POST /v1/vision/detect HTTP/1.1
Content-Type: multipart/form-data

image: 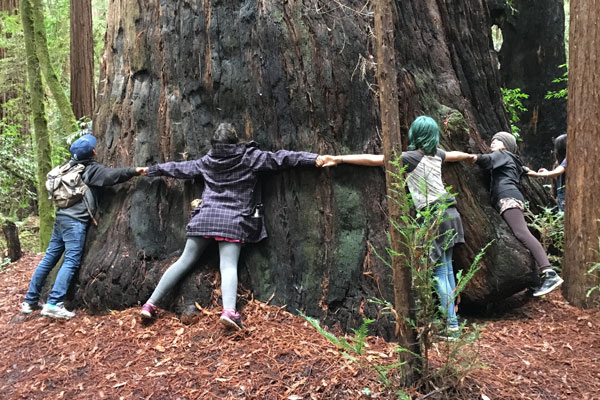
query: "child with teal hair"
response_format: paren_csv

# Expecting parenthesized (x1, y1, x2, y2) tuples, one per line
(320, 115, 475, 339)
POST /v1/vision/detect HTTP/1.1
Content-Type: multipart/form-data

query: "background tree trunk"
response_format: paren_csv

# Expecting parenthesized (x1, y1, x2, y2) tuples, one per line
(2, 220, 22, 262)
(30, 0, 77, 135)
(374, 0, 418, 381)
(489, 0, 567, 168)
(563, 0, 600, 308)
(76, 0, 553, 336)
(20, 0, 53, 249)
(70, 0, 94, 121)
(0, 0, 20, 124)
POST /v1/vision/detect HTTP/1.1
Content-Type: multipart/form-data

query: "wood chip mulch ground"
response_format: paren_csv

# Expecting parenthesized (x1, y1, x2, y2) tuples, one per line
(1, 254, 599, 400)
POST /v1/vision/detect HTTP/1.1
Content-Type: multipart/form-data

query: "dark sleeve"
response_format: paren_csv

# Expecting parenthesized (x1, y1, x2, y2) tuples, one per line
(475, 153, 495, 170)
(400, 150, 423, 173)
(436, 149, 446, 162)
(147, 159, 204, 179)
(84, 164, 137, 187)
(244, 148, 318, 172)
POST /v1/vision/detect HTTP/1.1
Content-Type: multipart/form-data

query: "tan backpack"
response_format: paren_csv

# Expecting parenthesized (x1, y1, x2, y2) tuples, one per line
(45, 162, 89, 208)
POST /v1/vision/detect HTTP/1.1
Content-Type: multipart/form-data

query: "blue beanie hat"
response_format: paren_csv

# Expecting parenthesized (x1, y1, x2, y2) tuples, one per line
(70, 134, 97, 161)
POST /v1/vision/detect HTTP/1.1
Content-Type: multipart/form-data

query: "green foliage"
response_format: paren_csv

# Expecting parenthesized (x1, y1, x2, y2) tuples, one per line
(585, 235, 600, 298)
(501, 87, 529, 138)
(505, 0, 518, 14)
(525, 204, 564, 268)
(545, 64, 568, 100)
(1, 0, 110, 246)
(298, 312, 406, 387)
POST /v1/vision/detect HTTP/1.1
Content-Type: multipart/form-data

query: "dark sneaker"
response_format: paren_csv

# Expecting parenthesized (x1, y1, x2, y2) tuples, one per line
(41, 302, 75, 319)
(21, 302, 42, 314)
(220, 308, 244, 330)
(140, 303, 158, 320)
(533, 269, 564, 297)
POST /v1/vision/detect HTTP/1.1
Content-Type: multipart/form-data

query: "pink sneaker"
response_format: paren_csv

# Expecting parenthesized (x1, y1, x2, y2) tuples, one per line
(140, 302, 157, 320)
(220, 308, 244, 330)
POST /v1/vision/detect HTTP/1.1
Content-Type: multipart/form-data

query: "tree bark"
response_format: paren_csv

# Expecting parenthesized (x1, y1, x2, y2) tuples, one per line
(2, 220, 22, 262)
(489, 0, 567, 168)
(76, 1, 553, 336)
(20, 0, 53, 250)
(70, 0, 95, 120)
(563, 0, 600, 308)
(374, 0, 418, 382)
(30, 0, 77, 135)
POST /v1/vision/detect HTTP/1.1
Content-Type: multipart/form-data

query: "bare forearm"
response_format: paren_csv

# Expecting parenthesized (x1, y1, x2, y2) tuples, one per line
(337, 154, 384, 166)
(445, 151, 476, 163)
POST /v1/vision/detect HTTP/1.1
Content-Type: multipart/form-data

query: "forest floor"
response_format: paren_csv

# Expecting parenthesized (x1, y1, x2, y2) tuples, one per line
(1, 254, 599, 400)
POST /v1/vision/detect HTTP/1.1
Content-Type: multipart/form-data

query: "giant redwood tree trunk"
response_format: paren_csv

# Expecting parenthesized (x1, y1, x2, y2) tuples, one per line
(75, 0, 553, 335)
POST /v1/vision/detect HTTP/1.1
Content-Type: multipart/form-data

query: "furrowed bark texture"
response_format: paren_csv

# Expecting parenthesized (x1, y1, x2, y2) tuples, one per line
(563, 0, 600, 308)
(70, 0, 95, 120)
(76, 0, 553, 335)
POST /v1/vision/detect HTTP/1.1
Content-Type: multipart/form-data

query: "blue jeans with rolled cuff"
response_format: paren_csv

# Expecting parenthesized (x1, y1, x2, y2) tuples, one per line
(25, 215, 87, 306)
(434, 247, 459, 329)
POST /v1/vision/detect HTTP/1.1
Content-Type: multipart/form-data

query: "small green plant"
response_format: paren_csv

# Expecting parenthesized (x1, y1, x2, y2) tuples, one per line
(501, 87, 529, 138)
(298, 312, 406, 387)
(302, 157, 488, 396)
(545, 64, 568, 100)
(586, 236, 600, 298)
(525, 204, 564, 268)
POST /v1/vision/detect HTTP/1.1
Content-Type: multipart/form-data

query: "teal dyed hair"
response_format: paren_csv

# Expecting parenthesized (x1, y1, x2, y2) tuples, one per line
(408, 116, 439, 155)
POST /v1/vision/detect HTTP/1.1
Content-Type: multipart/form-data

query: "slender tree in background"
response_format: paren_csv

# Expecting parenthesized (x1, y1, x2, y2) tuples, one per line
(0, 0, 19, 121)
(20, 0, 52, 249)
(563, 0, 600, 308)
(373, 0, 418, 384)
(30, 0, 77, 135)
(70, 0, 94, 120)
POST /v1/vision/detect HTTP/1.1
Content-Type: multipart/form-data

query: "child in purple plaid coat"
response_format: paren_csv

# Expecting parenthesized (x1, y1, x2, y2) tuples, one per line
(138, 123, 328, 329)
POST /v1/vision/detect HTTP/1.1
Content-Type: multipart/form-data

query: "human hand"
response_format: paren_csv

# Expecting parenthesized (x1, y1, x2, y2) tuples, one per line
(136, 167, 148, 175)
(537, 168, 549, 177)
(316, 155, 340, 168)
(466, 154, 478, 164)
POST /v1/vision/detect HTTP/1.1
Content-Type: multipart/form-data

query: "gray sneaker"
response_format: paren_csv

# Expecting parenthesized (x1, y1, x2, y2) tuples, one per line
(533, 269, 564, 297)
(41, 302, 75, 319)
(21, 302, 42, 314)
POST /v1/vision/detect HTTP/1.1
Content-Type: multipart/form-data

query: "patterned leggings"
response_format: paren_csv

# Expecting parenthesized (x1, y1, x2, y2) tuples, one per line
(147, 237, 242, 309)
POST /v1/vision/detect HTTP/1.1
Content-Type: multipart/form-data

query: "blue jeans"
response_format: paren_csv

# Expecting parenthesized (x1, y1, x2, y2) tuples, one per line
(25, 215, 87, 305)
(556, 187, 565, 212)
(434, 247, 458, 329)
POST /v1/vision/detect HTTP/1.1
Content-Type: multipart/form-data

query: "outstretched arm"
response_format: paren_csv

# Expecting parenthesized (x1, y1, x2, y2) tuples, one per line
(523, 166, 541, 177)
(444, 151, 477, 163)
(537, 165, 566, 179)
(318, 154, 384, 167)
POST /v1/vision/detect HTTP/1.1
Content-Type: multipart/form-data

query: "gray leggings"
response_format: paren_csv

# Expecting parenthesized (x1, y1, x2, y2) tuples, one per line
(148, 237, 242, 310)
(502, 208, 550, 274)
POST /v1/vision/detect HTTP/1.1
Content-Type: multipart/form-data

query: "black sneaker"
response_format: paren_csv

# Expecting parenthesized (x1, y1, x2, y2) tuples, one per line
(533, 269, 564, 297)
